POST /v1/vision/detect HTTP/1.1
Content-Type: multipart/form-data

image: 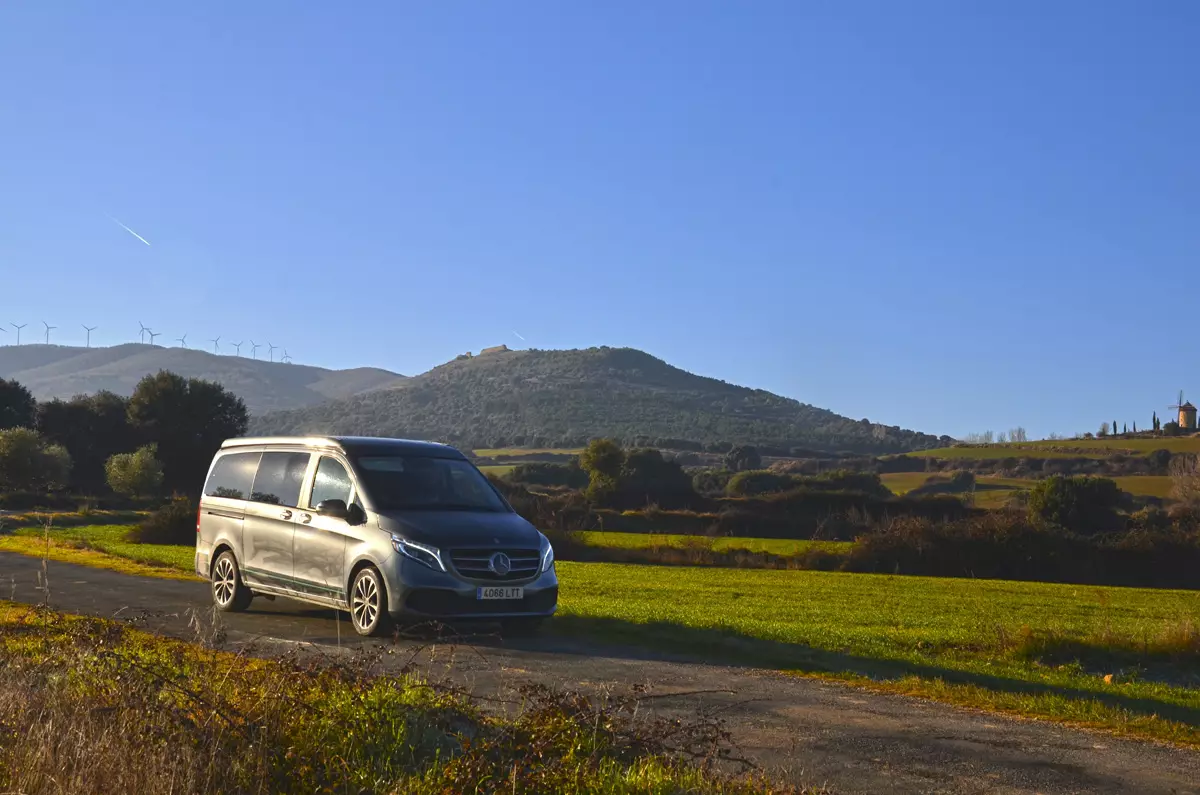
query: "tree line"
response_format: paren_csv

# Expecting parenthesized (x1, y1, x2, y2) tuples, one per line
(0, 372, 247, 501)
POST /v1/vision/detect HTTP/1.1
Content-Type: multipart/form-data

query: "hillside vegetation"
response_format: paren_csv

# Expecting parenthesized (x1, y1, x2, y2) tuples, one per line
(253, 347, 947, 453)
(0, 344, 406, 414)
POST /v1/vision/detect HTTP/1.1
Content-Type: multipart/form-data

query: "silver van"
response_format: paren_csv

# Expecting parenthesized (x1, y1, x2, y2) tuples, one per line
(195, 436, 558, 636)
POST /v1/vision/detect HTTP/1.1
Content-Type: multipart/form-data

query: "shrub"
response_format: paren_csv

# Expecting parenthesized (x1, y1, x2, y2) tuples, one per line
(726, 470, 796, 497)
(128, 496, 196, 545)
(0, 428, 72, 493)
(692, 468, 734, 494)
(723, 445, 761, 472)
(1026, 475, 1122, 535)
(105, 444, 164, 498)
(506, 461, 589, 489)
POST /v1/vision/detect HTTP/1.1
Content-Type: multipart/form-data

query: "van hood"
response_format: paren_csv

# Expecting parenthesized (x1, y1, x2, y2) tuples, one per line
(375, 509, 541, 549)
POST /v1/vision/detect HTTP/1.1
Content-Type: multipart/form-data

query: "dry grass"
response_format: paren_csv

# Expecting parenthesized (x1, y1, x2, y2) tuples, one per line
(0, 603, 813, 794)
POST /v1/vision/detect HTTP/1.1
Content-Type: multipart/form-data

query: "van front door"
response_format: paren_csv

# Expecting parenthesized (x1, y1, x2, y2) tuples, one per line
(293, 455, 356, 603)
(241, 451, 311, 591)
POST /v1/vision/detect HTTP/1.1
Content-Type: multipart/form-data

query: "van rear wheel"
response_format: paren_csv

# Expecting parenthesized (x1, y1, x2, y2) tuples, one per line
(349, 567, 393, 637)
(212, 551, 252, 612)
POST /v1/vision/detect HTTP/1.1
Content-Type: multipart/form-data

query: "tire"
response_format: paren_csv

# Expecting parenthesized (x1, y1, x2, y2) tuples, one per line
(211, 551, 252, 612)
(349, 567, 393, 637)
(501, 617, 547, 637)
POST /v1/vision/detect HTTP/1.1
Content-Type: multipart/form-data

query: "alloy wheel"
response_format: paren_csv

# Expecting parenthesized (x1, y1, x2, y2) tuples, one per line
(213, 556, 237, 607)
(352, 571, 380, 631)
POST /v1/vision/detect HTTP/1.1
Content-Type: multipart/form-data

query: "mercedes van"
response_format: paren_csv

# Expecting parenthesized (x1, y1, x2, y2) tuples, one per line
(195, 436, 558, 636)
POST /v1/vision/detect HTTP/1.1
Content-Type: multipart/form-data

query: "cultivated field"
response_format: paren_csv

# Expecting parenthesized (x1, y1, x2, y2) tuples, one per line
(881, 472, 1176, 503)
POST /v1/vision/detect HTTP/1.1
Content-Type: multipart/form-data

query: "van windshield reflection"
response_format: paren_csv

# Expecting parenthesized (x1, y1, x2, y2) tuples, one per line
(354, 456, 506, 512)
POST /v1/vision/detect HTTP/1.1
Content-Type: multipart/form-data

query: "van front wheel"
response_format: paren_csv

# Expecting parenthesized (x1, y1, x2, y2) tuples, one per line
(349, 567, 393, 637)
(212, 551, 252, 612)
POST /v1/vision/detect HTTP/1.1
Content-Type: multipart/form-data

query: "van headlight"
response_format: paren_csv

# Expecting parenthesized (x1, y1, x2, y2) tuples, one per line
(391, 535, 446, 572)
(539, 533, 555, 573)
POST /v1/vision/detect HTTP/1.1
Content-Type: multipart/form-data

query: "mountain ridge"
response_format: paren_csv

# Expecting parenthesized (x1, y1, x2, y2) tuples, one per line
(251, 346, 947, 454)
(0, 343, 407, 414)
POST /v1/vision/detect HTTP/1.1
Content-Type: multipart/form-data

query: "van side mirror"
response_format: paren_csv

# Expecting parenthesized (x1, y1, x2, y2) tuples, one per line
(346, 503, 366, 526)
(315, 499, 348, 518)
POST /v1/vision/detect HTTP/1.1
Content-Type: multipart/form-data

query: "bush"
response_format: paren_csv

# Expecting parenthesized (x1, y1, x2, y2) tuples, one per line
(0, 428, 72, 494)
(105, 444, 164, 498)
(725, 470, 796, 497)
(692, 468, 734, 495)
(128, 496, 196, 545)
(723, 445, 761, 472)
(1027, 475, 1122, 535)
(506, 461, 589, 489)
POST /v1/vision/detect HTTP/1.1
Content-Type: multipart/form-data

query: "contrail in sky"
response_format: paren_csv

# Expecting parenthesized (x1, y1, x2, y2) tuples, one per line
(512, 330, 526, 341)
(107, 215, 152, 246)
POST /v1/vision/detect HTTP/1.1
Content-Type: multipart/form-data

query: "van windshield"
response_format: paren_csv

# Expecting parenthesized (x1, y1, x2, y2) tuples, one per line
(354, 455, 507, 512)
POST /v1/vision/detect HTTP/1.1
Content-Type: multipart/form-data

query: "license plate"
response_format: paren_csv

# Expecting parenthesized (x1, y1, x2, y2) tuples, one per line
(477, 586, 524, 600)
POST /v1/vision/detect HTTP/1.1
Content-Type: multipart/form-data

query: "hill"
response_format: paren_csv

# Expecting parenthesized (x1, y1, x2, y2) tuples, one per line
(252, 346, 948, 453)
(0, 344, 407, 414)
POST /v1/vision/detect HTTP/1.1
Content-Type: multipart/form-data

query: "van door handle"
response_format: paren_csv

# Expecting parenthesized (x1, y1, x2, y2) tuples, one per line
(300, 513, 312, 524)
(280, 510, 293, 520)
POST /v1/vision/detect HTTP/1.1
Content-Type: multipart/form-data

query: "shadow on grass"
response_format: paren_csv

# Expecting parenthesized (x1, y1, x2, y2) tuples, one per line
(540, 614, 1200, 731)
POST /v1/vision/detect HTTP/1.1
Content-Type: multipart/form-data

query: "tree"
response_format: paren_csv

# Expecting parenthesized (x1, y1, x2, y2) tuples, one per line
(578, 438, 624, 501)
(1169, 454, 1200, 505)
(0, 378, 36, 431)
(1163, 421, 1182, 437)
(105, 444, 164, 498)
(1113, 420, 1118, 437)
(1153, 412, 1160, 433)
(127, 371, 248, 494)
(1133, 421, 1137, 433)
(1122, 423, 1128, 434)
(723, 444, 761, 473)
(619, 447, 695, 507)
(1027, 475, 1121, 535)
(37, 391, 135, 493)
(1009, 427, 1028, 443)
(1099, 422, 1110, 437)
(0, 428, 72, 493)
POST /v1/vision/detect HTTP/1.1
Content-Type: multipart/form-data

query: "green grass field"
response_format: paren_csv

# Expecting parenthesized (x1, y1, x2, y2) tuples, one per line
(477, 464, 516, 477)
(7, 524, 1198, 745)
(882, 472, 1175, 504)
(0, 524, 194, 578)
(555, 562, 1200, 746)
(574, 531, 851, 556)
(472, 447, 583, 458)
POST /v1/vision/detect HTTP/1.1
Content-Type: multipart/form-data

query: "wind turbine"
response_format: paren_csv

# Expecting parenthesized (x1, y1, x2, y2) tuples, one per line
(82, 324, 97, 348)
(42, 321, 56, 344)
(10, 323, 25, 345)
(231, 340, 244, 357)
(176, 333, 188, 348)
(267, 343, 277, 362)
(209, 336, 221, 354)
(281, 349, 292, 364)
(148, 330, 162, 345)
(249, 340, 260, 359)
(138, 321, 149, 343)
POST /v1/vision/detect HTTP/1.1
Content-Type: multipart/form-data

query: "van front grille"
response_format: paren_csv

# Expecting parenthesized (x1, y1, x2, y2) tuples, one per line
(449, 549, 541, 581)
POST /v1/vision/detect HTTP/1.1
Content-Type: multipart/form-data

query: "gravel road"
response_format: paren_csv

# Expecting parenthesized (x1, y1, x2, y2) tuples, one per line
(0, 552, 1196, 794)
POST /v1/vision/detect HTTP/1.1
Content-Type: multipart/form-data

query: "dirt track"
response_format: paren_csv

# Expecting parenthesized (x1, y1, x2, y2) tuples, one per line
(0, 552, 1196, 794)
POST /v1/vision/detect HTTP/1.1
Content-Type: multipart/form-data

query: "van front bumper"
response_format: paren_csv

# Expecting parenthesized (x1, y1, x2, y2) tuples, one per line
(384, 555, 559, 620)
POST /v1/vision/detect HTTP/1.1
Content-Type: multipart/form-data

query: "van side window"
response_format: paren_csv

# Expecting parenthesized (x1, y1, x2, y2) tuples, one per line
(204, 452, 262, 500)
(251, 452, 311, 507)
(308, 457, 354, 509)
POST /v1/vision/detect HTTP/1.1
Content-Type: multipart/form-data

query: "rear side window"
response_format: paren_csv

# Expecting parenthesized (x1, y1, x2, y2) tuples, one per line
(251, 452, 311, 507)
(204, 452, 262, 500)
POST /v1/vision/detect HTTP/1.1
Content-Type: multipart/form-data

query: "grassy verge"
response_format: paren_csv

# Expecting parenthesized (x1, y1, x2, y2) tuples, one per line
(0, 603, 803, 794)
(553, 562, 1200, 747)
(0, 524, 196, 580)
(576, 531, 851, 556)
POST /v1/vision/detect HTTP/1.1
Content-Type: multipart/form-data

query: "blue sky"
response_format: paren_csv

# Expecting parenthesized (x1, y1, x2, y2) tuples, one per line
(2, 1, 1197, 439)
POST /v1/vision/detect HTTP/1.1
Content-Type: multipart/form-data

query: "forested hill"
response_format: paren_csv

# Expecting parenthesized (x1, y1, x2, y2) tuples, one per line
(251, 346, 947, 453)
(0, 344, 406, 414)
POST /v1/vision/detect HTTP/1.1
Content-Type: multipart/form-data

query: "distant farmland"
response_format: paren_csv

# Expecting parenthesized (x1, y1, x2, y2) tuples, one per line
(911, 435, 1200, 459)
(881, 472, 1175, 504)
